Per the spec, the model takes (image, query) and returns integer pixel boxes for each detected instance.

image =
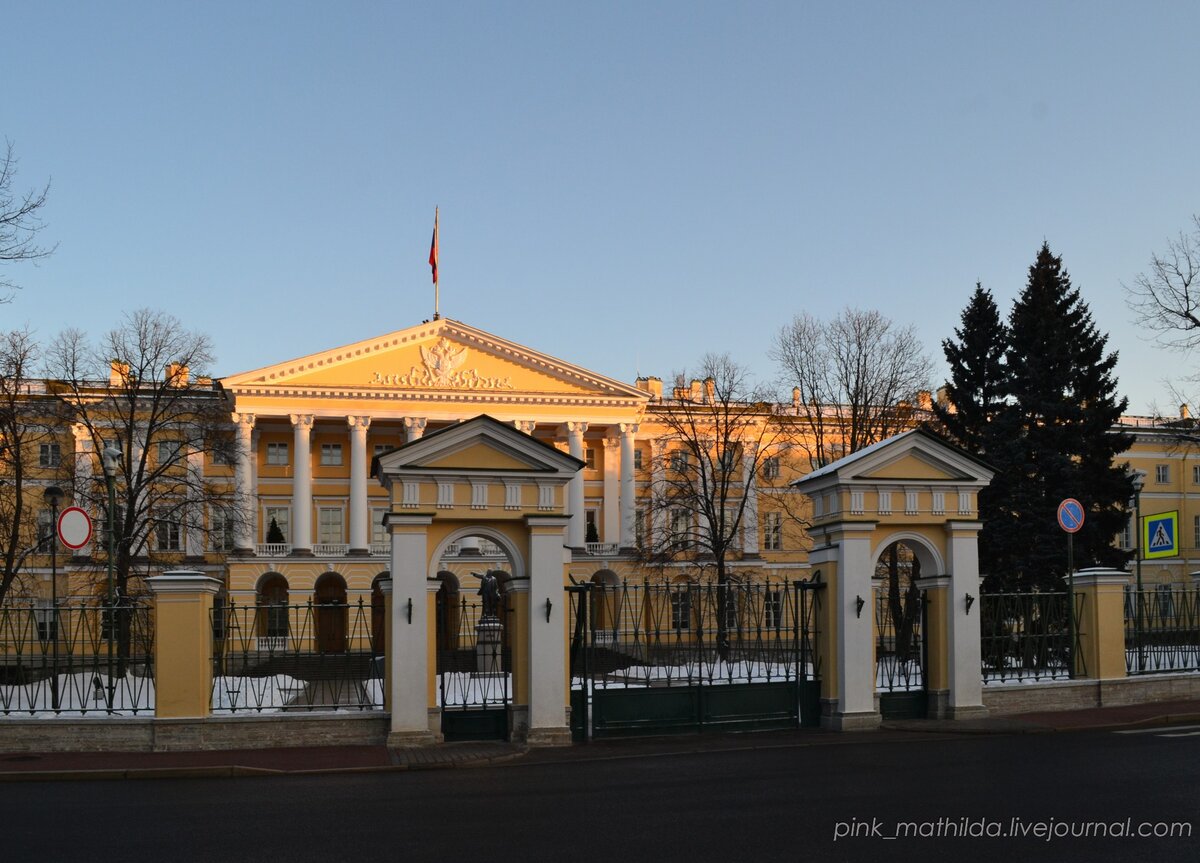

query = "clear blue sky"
[3,1,1198,413]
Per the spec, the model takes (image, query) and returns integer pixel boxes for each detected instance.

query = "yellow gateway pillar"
[147,571,223,719]
[1073,567,1130,680]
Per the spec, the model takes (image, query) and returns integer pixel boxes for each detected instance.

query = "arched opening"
[872,539,930,718]
[371,573,387,655]
[256,573,289,644]
[435,571,462,653]
[590,569,620,642]
[314,572,348,654]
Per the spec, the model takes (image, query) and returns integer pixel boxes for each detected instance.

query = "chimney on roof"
[1182,404,1191,420]
[165,363,190,386]
[690,379,702,402]
[645,377,662,400]
[704,377,715,403]
[936,386,950,409]
[109,360,130,386]
[792,387,801,410]
[917,390,932,411]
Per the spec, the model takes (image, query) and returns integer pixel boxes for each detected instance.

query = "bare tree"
[0,329,66,604]
[639,354,800,656]
[47,310,244,618]
[772,308,935,467]
[0,140,54,301]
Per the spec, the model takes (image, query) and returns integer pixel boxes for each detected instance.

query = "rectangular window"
[39,443,61,468]
[671,450,689,473]
[210,509,235,552]
[761,457,780,481]
[763,512,782,551]
[320,443,343,466]
[211,438,234,465]
[154,511,181,552]
[373,444,389,457]
[633,448,643,471]
[34,598,57,642]
[318,507,344,544]
[1194,515,1200,550]
[719,448,737,472]
[371,508,388,545]
[266,442,289,466]
[670,587,692,631]
[1155,464,1170,484]
[585,508,599,543]
[264,506,290,543]
[37,508,55,551]
[156,440,182,465]
[1193,464,1200,485]
[670,508,690,550]
[764,589,783,630]
[1119,521,1132,551]
[585,447,596,470]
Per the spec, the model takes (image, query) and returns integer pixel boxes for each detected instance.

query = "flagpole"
[431,207,440,321]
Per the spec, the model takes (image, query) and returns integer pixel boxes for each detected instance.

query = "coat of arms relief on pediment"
[370,338,514,390]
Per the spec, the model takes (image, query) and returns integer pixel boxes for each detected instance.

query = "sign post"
[1057,499,1085,679]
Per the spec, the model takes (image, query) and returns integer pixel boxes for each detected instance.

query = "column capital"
[559,421,588,438]
[602,435,620,448]
[231,412,256,428]
[289,414,314,429]
[618,422,640,437]
[513,420,537,435]
[403,417,428,438]
[347,415,372,431]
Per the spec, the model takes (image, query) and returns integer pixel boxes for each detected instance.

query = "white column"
[742,443,760,557]
[602,435,619,545]
[71,423,94,556]
[618,423,638,550]
[385,513,437,746]
[232,414,255,553]
[561,422,587,549]
[403,417,427,442]
[830,522,880,729]
[944,520,986,717]
[651,439,667,547]
[185,445,205,558]
[512,420,537,435]
[526,514,571,746]
[290,414,314,555]
[348,415,371,554]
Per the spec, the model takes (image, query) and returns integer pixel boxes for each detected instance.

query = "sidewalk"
[3,698,1199,782]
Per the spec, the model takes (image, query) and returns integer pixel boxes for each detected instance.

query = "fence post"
[1073,567,1130,680]
[506,575,531,740]
[146,570,223,719]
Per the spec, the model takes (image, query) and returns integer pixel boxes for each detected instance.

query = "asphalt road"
[4,727,1198,863]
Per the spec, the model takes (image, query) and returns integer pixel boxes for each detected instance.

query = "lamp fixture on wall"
[855,595,865,618]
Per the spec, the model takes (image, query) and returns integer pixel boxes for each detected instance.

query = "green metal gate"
[874,584,927,720]
[438,590,510,741]
[568,578,823,741]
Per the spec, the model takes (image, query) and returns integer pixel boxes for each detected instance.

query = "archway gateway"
[372,415,582,747]
[792,428,994,730]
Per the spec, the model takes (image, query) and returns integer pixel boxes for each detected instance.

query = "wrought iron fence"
[1125,585,1200,675]
[0,601,154,716]
[212,599,384,713]
[570,579,820,689]
[980,591,1081,684]
[437,593,510,712]
[875,587,925,692]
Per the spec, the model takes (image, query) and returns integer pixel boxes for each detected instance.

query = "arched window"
[257,573,289,641]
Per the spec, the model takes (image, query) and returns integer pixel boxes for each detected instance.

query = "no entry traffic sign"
[57,506,93,550]
[1057,498,1085,534]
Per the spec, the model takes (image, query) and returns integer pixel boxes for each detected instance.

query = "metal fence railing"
[1125,585,1200,675]
[0,601,155,716]
[980,592,1081,684]
[212,599,384,713]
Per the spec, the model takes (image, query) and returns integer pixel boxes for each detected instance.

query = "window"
[1155,464,1170,484]
[154,511,181,551]
[634,507,646,549]
[584,508,599,543]
[39,443,61,468]
[34,599,57,642]
[373,444,390,457]
[764,589,783,630]
[671,450,689,473]
[670,586,692,630]
[763,512,782,551]
[1193,464,1200,485]
[1119,521,1132,551]
[719,448,737,472]
[320,443,343,466]
[266,442,289,466]
[211,438,234,465]
[318,507,344,544]
[633,448,643,471]
[211,509,235,552]
[36,508,54,551]
[670,509,691,550]
[585,447,596,470]
[761,457,780,481]
[371,508,388,545]
[156,440,182,465]
[1193,514,1200,550]
[264,506,290,543]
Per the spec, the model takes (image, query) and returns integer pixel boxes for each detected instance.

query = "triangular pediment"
[793,428,994,493]
[373,415,584,479]
[219,318,647,404]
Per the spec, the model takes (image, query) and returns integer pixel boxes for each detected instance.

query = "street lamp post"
[42,484,63,711]
[1130,469,1147,673]
[101,445,122,712]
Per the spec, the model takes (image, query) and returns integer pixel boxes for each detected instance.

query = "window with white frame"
[670,508,691,549]
[36,508,54,551]
[670,586,692,630]
[671,450,689,473]
[264,506,290,543]
[1193,464,1200,485]
[763,512,782,551]
[39,443,61,468]
[154,510,181,551]
[320,443,343,466]
[373,444,390,458]
[318,507,344,544]
[585,447,596,470]
[633,448,643,471]
[371,508,388,545]
[1155,464,1170,484]
[584,508,599,543]
[764,589,783,629]
[210,508,235,551]
[211,437,233,465]
[1118,521,1131,551]
[266,442,289,466]
[761,457,780,481]
[719,447,737,472]
[157,440,182,465]
[1194,514,1200,550]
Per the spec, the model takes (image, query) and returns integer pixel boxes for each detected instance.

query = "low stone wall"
[0,712,389,754]
[983,673,1200,715]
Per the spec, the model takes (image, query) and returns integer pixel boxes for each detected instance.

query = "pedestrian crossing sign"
[1143,511,1179,559]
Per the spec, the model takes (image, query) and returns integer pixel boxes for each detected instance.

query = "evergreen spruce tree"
[935,282,1010,454]
[996,243,1133,590]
